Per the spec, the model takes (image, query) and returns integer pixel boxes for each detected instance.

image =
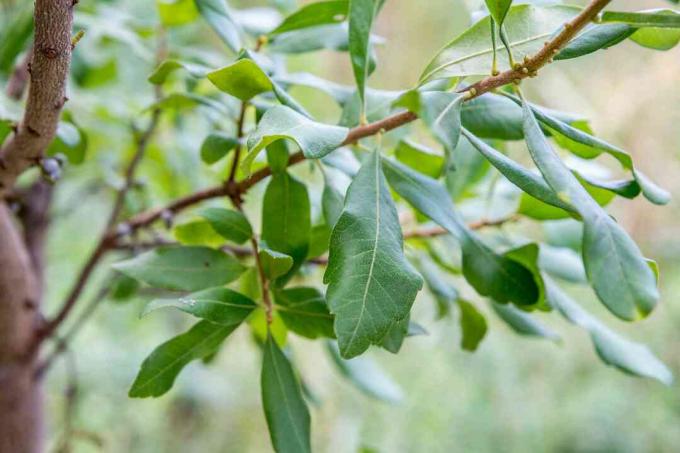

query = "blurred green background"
[21,0,680,452]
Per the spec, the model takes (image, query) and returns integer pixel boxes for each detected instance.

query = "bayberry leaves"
[325,149,423,359]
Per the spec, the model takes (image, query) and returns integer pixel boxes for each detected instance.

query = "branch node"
[40,46,60,60]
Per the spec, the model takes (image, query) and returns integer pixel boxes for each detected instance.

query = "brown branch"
[227,102,248,184]
[403,215,520,239]
[0,0,76,195]
[6,47,33,100]
[464,0,611,96]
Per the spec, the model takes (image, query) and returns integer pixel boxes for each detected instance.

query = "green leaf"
[262,172,312,283]
[322,167,346,228]
[326,341,403,402]
[207,57,309,116]
[199,207,253,244]
[243,106,348,175]
[112,246,245,292]
[395,140,445,179]
[142,287,257,324]
[601,10,680,28]
[151,93,229,115]
[457,299,488,351]
[349,0,385,112]
[173,220,226,247]
[415,254,458,318]
[268,23,352,54]
[129,320,239,398]
[420,4,580,82]
[485,0,514,25]
[149,59,210,84]
[416,92,465,166]
[324,150,423,358]
[491,303,560,340]
[261,334,312,453]
[445,136,490,201]
[156,0,199,26]
[521,99,659,320]
[503,93,670,205]
[461,128,576,216]
[546,278,672,384]
[628,10,680,50]
[381,157,539,307]
[556,24,635,60]
[380,316,409,354]
[274,287,335,339]
[259,248,295,280]
[194,0,243,53]
[0,3,32,73]
[109,274,140,302]
[270,0,348,35]
[200,132,239,165]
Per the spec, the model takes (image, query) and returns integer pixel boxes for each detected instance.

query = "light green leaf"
[415,254,458,318]
[157,0,199,26]
[492,303,560,340]
[445,136,490,201]
[194,0,243,53]
[199,207,253,244]
[458,299,488,351]
[173,220,226,247]
[200,132,239,165]
[262,334,312,453]
[485,0,514,25]
[262,172,311,283]
[208,57,309,116]
[521,99,659,320]
[112,246,245,292]
[148,59,209,84]
[274,287,335,339]
[129,320,239,398]
[326,341,403,403]
[324,150,423,358]
[142,287,257,324]
[349,0,385,113]
[546,278,672,384]
[259,248,295,280]
[629,10,680,50]
[461,128,576,216]
[243,105,348,175]
[417,92,465,166]
[601,9,680,28]
[420,4,580,82]
[381,157,539,307]
[270,0,348,35]
[395,140,445,179]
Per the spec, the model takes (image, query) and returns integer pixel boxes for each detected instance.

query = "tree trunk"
[0,203,43,453]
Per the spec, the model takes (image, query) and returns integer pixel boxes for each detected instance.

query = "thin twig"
[227,102,248,184]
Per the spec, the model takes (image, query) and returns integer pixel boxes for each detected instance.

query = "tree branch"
[0,0,75,195]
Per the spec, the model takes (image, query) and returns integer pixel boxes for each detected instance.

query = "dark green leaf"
[200,132,239,164]
[601,10,680,28]
[380,316,409,354]
[262,334,312,453]
[262,172,312,283]
[274,287,335,339]
[349,0,385,113]
[112,246,245,291]
[129,320,239,397]
[381,157,539,307]
[485,0,513,26]
[259,248,295,280]
[457,299,488,351]
[521,99,659,320]
[556,24,635,60]
[199,207,253,244]
[324,150,423,358]
[270,0,348,35]
[395,140,445,179]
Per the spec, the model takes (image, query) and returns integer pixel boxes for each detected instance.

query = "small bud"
[40,158,62,182]
[523,56,530,65]
[71,30,85,49]
[116,223,132,237]
[521,67,529,74]
[160,209,174,229]
[468,87,477,97]
[513,63,522,71]
[491,69,500,76]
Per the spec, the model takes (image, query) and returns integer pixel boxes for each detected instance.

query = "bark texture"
[0,1,75,451]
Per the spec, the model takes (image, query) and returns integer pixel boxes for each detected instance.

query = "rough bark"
[0,0,75,196]
[0,1,75,451]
